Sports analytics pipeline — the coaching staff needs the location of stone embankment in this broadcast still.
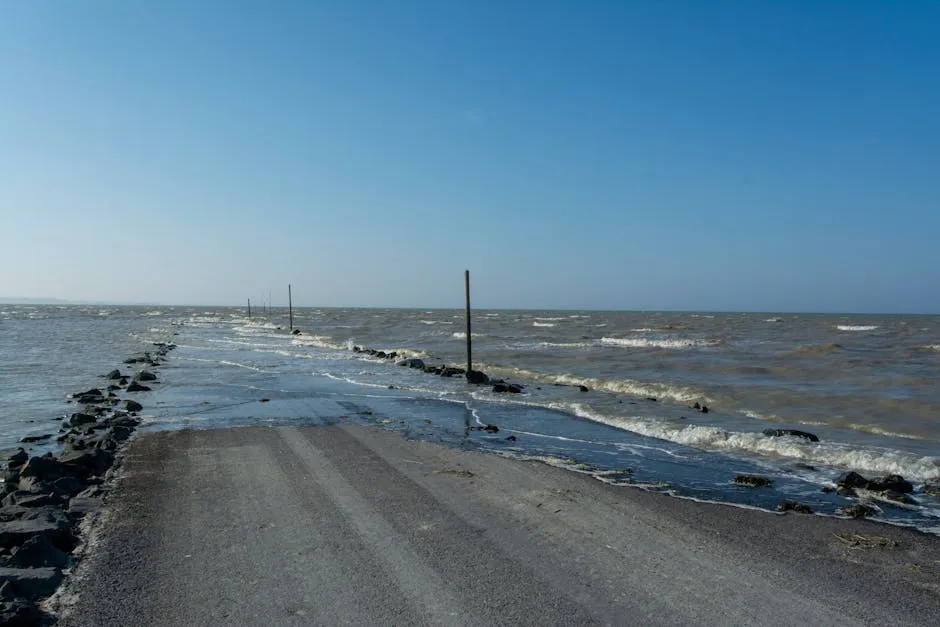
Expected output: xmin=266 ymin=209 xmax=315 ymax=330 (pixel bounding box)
xmin=0 ymin=341 xmax=177 ymax=625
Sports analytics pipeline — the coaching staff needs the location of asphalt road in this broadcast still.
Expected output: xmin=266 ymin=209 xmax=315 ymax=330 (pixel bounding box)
xmin=54 ymin=425 xmax=940 ymax=626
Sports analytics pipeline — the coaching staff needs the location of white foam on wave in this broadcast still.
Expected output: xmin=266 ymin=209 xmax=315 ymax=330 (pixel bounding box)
xmin=921 ymin=345 xmax=940 ymax=352
xmin=601 ymin=337 xmax=718 ymax=349
xmin=847 ymin=423 xmax=924 ymax=441
xmin=452 ymin=332 xmax=487 ymax=339
xmin=631 ymin=328 xmax=657 ymax=332
xmin=419 ymin=320 xmax=438 ymax=325
xmin=533 ymin=322 xmax=556 ymax=327
xmin=765 ymin=318 xmax=783 ymax=323
xmin=563 ymin=403 xmax=940 ymax=481
xmin=837 ymin=325 xmax=879 ymax=331
xmin=291 ymin=335 xmax=346 ymax=351
xmin=533 ymin=317 xmax=566 ymax=321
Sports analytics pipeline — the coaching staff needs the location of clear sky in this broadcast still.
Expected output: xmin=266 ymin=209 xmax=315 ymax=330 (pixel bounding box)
xmin=1 ymin=1 xmax=937 ymax=312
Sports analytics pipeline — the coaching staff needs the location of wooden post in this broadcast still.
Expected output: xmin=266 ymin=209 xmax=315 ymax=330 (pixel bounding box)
xmin=248 ymin=298 xmax=251 ymax=319
xmin=288 ymin=284 xmax=293 ymax=331
xmin=465 ymin=269 xmax=472 ymax=375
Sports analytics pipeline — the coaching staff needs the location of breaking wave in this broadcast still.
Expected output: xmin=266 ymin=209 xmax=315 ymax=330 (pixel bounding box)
xmin=837 ymin=325 xmax=879 ymax=332
xmin=600 ymin=337 xmax=718 ymax=349
xmin=564 ymin=404 xmax=940 ymax=481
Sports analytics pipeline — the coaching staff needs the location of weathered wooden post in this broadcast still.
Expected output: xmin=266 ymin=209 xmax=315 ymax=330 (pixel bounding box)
xmin=288 ymin=284 xmax=293 ymax=331
xmin=248 ymin=298 xmax=251 ymax=319
xmin=465 ymin=269 xmax=472 ymax=375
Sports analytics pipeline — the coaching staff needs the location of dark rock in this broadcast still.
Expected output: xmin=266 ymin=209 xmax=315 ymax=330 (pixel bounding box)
xmin=50 ymin=477 xmax=85 ymax=497
xmin=2 ymin=493 xmax=61 ymax=509
xmin=1 ymin=536 xmax=68 ymax=568
xmin=0 ymin=597 xmax=46 ymax=625
xmin=840 ymin=503 xmax=877 ymax=518
xmin=353 ymin=346 xmax=362 ymax=352
xmin=836 ymin=487 xmax=858 ymax=497
xmin=732 ymin=475 xmax=772 ymax=488
xmin=0 ymin=581 xmax=12 ymax=600
xmin=397 ymin=358 xmax=426 ymax=370
xmin=693 ymin=402 xmax=701 ymax=409
xmin=0 ymin=566 xmax=63 ymax=600
xmin=126 ymin=382 xmax=151 ymax=392
xmin=505 ymin=435 xmax=517 ymax=442
xmin=777 ymin=501 xmax=813 ymax=514
xmin=259 ymin=398 xmax=270 ymax=403
xmin=0 ymin=510 xmax=72 ymax=550
xmin=646 ymin=397 xmax=658 ymax=402
xmin=375 ymin=351 xmax=387 ymax=359
xmin=291 ymin=329 xmax=301 ymax=335
xmin=124 ymin=400 xmax=143 ymax=412
xmin=18 ymin=458 xmax=64 ymax=483
xmin=440 ymin=367 xmax=464 ymax=378
xmin=58 ymin=449 xmax=113 ymax=478
xmin=871 ymin=474 xmax=914 ymax=494
xmin=108 ymin=426 xmax=133 ymax=442
xmin=578 ymin=385 xmax=589 ymax=392
xmin=881 ymin=490 xmax=918 ymax=505
xmin=1 ymin=450 xmax=27 ymax=470
xmin=107 ymin=384 xmax=121 ymax=391
xmin=104 ymin=414 xmax=140 ymax=428
xmin=492 ymin=383 xmax=523 ymax=394
xmin=762 ymin=429 xmax=820 ymax=443
xmin=135 ymin=370 xmax=157 ymax=382
xmin=837 ymin=471 xmax=871 ymax=490
xmin=423 ymin=365 xmax=443 ymax=375
xmin=105 ymin=369 xmax=122 ymax=380
xmin=700 ymin=405 xmax=709 ymax=413
xmin=466 ymin=370 xmax=489 ymax=385
xmin=483 ymin=424 xmax=500 ymax=433
xmin=70 ymin=388 xmax=102 ymax=400
xmin=68 ymin=413 xmax=96 ymax=428
xmin=18 ymin=434 xmax=52 ymax=444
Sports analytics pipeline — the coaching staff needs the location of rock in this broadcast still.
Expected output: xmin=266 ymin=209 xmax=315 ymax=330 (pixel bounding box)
xmin=397 ymin=358 xmax=426 ymax=370
xmin=923 ymin=482 xmax=940 ymax=496
xmin=732 ymin=475 xmax=772 ymax=488
xmin=375 ymin=351 xmax=387 ymax=359
xmin=2 ymin=493 xmax=61 ymax=509
xmin=881 ymin=490 xmax=918 ymax=505
xmin=18 ymin=435 xmax=52 ymax=444
xmin=578 ymin=385 xmax=589 ymax=392
xmin=481 ymin=424 xmax=499 ymax=433
xmin=124 ymin=400 xmax=143 ymax=412
xmin=871 ymin=474 xmax=913 ymax=494
xmin=0 ymin=511 xmax=72 ymax=551
xmin=777 ymin=501 xmax=813 ymax=514
xmin=423 ymin=365 xmax=443 ymax=375
xmin=492 ymin=383 xmax=522 ymax=394
xmin=18 ymin=458 xmax=64 ymax=483
xmin=466 ymin=370 xmax=489 ymax=385
xmin=0 ymin=567 xmax=63 ymax=600
xmin=17 ymin=477 xmax=51 ymax=494
xmin=0 ymin=597 xmax=46 ymax=625
xmin=58 ymin=449 xmax=113 ymax=478
xmin=108 ymin=426 xmax=133 ymax=442
xmin=107 ymin=384 xmax=121 ymax=392
xmin=105 ymin=369 xmax=122 ymax=380
xmin=505 ymin=435 xmax=517 ymax=442
xmin=693 ymin=402 xmax=701 ymax=409
xmin=1 ymin=536 xmax=68 ymax=568
xmin=440 ymin=367 xmax=464 ymax=378
xmin=762 ymin=429 xmax=819 ymax=443
xmin=1 ymin=450 xmax=27 ymax=470
xmin=135 ymin=371 xmax=157 ymax=382
xmin=837 ymin=471 xmax=871 ymax=490
xmin=68 ymin=413 xmax=96 ymax=428
xmin=840 ymin=503 xmax=877 ymax=518
xmin=50 ymin=477 xmax=85 ymax=497
xmin=645 ymin=397 xmax=658 ymax=402
xmin=70 ymin=388 xmax=102 ymax=400
xmin=291 ymin=329 xmax=301 ymax=335
xmin=126 ymin=382 xmax=151 ymax=392
xmin=700 ymin=405 xmax=709 ymax=413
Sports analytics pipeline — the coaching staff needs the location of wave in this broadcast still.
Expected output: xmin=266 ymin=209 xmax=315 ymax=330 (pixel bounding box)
xmin=452 ymin=332 xmax=487 ymax=339
xmin=837 ymin=325 xmax=879 ymax=331
xmin=787 ymin=343 xmax=843 ymax=356
xmin=764 ymin=318 xmax=783 ymax=323
xmin=600 ymin=337 xmax=718 ymax=349
xmin=533 ymin=317 xmax=566 ymax=321
xmin=533 ymin=322 xmax=556 ymax=327
xmin=918 ymin=345 xmax=940 ymax=352
xmin=482 ymin=365 xmax=707 ymax=404
xmin=564 ymin=404 xmax=940 ymax=481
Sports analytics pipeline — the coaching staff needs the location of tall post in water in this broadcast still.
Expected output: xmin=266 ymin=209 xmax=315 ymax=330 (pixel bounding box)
xmin=288 ymin=284 xmax=293 ymax=331
xmin=465 ymin=269 xmax=472 ymax=376
xmin=248 ymin=298 xmax=251 ymax=319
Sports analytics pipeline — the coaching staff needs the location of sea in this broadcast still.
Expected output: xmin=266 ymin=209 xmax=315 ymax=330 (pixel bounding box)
xmin=2 ymin=305 xmax=938 ymax=533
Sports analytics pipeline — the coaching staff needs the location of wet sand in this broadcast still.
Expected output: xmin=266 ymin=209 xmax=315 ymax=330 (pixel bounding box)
xmin=53 ymin=425 xmax=940 ymax=626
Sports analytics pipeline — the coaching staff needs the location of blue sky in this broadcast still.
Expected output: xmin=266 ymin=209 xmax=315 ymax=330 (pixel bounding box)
xmin=1 ymin=1 xmax=937 ymax=312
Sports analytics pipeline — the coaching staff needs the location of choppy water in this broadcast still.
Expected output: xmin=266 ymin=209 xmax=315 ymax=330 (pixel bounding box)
xmin=2 ymin=305 xmax=938 ymax=532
